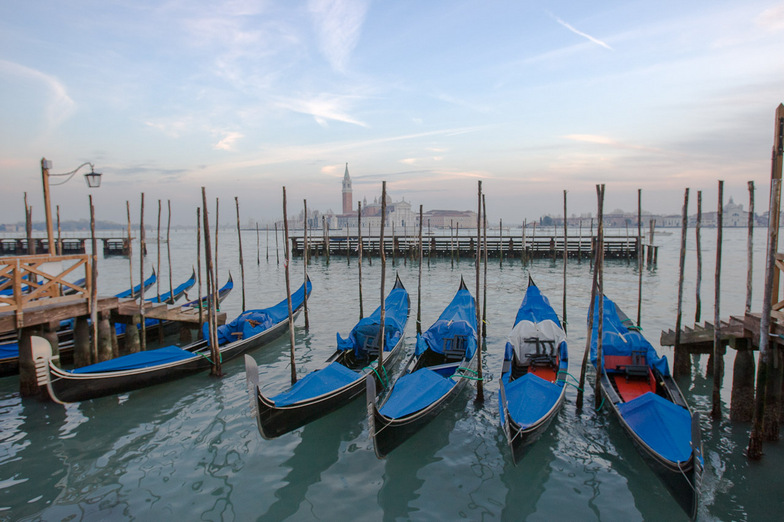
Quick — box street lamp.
[40,157,103,255]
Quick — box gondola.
[590,294,703,519]
[114,269,157,299]
[498,276,568,464]
[114,269,198,337]
[0,271,164,377]
[246,274,409,439]
[35,278,312,403]
[368,276,477,458]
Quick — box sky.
[1,0,783,227]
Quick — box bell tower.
[342,163,352,214]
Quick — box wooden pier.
[0,253,223,396]
[0,237,138,256]
[290,234,654,261]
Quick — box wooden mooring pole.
[202,188,221,376]
[482,195,488,338]
[746,181,755,314]
[358,201,364,319]
[139,193,146,352]
[637,189,642,327]
[303,199,309,330]
[711,181,724,419]
[283,187,296,385]
[563,190,567,332]
[379,182,387,371]
[594,184,605,410]
[236,197,246,312]
[417,205,423,335]
[696,191,702,323]
[475,180,484,404]
[673,189,690,379]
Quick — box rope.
[676,459,697,493]
[363,364,389,388]
[595,396,605,411]
[451,366,484,381]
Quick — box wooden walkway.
[659,312,784,352]
[291,235,651,260]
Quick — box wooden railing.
[0,254,91,327]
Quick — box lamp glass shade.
[84,171,102,188]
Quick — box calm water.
[1,227,783,521]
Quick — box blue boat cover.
[115,272,157,299]
[514,284,562,327]
[203,279,312,346]
[336,286,409,358]
[69,345,197,374]
[589,295,670,376]
[181,277,233,308]
[0,342,18,359]
[503,373,562,429]
[617,392,693,463]
[414,285,477,360]
[271,362,360,406]
[379,367,456,418]
[147,272,196,304]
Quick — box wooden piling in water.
[202,188,221,376]
[475,180,484,404]
[196,209,203,339]
[563,190,567,332]
[358,201,364,319]
[711,181,724,420]
[303,199,309,330]
[696,191,702,323]
[90,195,101,360]
[275,223,280,265]
[730,339,756,422]
[673,189,690,379]
[139,193,146,351]
[167,200,173,303]
[379,182,387,370]
[637,189,642,327]
[236,197,246,312]
[417,205,423,335]
[282,187,296,385]
[156,200,162,303]
[594,184,606,410]
[746,181,755,314]
[482,195,488,338]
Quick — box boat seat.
[624,350,649,377]
[361,330,382,358]
[443,336,467,362]
[522,336,556,367]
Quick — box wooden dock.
[0,237,139,256]
[290,234,654,261]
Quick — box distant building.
[341,163,352,215]
[421,210,477,229]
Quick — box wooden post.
[325,216,330,264]
[673,188,690,379]
[748,177,781,459]
[157,200,162,303]
[236,197,246,312]
[482,195,488,338]
[283,187,297,385]
[456,223,460,263]
[258,223,262,265]
[392,221,397,267]
[24,193,34,255]
[711,181,724,420]
[126,201,133,297]
[475,180,484,403]
[303,199,309,330]
[594,184,605,410]
[379,182,387,370]
[358,201,364,319]
[696,191,703,322]
[56,205,62,256]
[167,200,173,302]
[563,190,568,332]
[522,219,527,264]
[275,222,280,265]
[450,220,454,267]
[139,193,146,351]
[74,317,91,367]
[730,340,756,422]
[214,198,219,295]
[747,181,755,313]
[499,218,503,268]
[196,208,203,339]
[202,188,221,376]
[417,205,423,335]
[90,195,99,361]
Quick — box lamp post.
[40,157,102,255]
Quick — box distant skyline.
[1,1,783,227]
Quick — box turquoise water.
[1,227,782,520]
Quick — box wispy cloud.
[564,134,662,153]
[757,4,784,31]
[213,131,244,151]
[276,94,368,127]
[550,14,613,50]
[0,59,76,131]
[308,0,369,72]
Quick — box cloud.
[276,94,368,127]
[550,14,613,50]
[0,59,76,130]
[213,131,244,151]
[563,134,663,153]
[308,0,369,72]
[757,4,784,31]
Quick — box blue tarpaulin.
[503,373,563,429]
[414,284,477,360]
[514,283,562,326]
[336,286,409,358]
[115,271,157,299]
[379,367,455,418]
[617,392,693,463]
[203,279,311,346]
[272,362,360,406]
[69,346,197,374]
[0,343,18,359]
[589,295,670,376]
